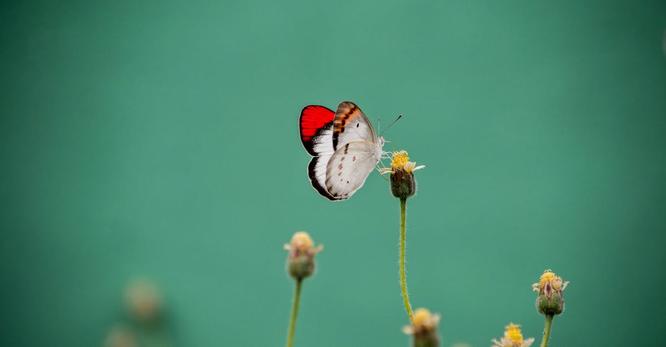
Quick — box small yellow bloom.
[382,150,425,199]
[403,308,440,347]
[505,323,524,344]
[403,308,440,335]
[289,231,313,252]
[412,308,439,331]
[392,150,410,170]
[539,271,556,287]
[492,323,534,347]
[381,150,425,175]
[532,269,568,295]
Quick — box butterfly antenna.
[380,114,403,136]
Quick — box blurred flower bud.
[284,231,322,281]
[491,323,534,347]
[104,326,136,347]
[403,308,441,347]
[381,151,424,200]
[532,269,569,316]
[125,279,162,323]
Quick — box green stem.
[399,198,414,321]
[286,279,303,347]
[539,314,554,347]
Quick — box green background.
[2,1,665,346]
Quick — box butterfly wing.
[300,102,381,201]
[324,141,380,200]
[299,105,339,200]
[300,105,335,155]
[332,101,378,149]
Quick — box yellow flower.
[381,150,425,175]
[492,323,535,347]
[505,323,524,344]
[289,231,313,252]
[392,150,410,169]
[532,269,569,295]
[403,308,441,347]
[411,308,439,332]
[284,231,323,254]
[381,150,425,199]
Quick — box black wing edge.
[307,157,345,201]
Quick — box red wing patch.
[300,105,335,155]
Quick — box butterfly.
[299,101,385,201]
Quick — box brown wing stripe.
[332,102,362,148]
[334,103,359,134]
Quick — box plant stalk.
[286,279,303,347]
[539,314,554,347]
[399,198,414,321]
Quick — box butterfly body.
[299,101,384,201]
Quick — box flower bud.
[403,308,441,347]
[284,231,322,281]
[125,279,161,324]
[104,326,136,347]
[491,323,534,347]
[381,151,425,200]
[391,167,416,199]
[532,269,569,316]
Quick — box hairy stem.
[539,314,554,347]
[286,279,303,347]
[400,198,414,321]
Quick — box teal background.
[1,1,665,346]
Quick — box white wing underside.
[324,141,379,199]
[307,125,336,200]
[332,101,377,148]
